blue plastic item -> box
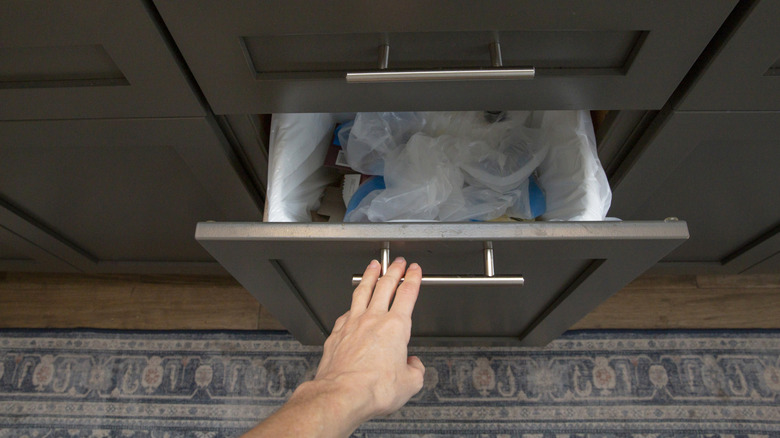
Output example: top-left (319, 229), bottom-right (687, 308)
top-left (344, 176), bottom-right (386, 218)
top-left (528, 175), bottom-right (546, 218)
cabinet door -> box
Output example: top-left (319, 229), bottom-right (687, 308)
top-left (677, 0), bottom-right (780, 110)
top-left (0, 0), bottom-right (203, 119)
top-left (196, 222), bottom-right (688, 345)
top-left (0, 225), bottom-right (74, 272)
top-left (743, 251), bottom-right (780, 275)
top-left (0, 118), bottom-right (262, 275)
top-left (154, 0), bottom-right (735, 113)
top-left (610, 111), bottom-right (780, 273)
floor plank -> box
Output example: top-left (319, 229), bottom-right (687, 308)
top-left (1, 272), bottom-right (779, 331)
top-left (572, 285), bottom-right (780, 329)
top-left (0, 273), bottom-right (260, 330)
top-left (696, 273), bottom-right (780, 289)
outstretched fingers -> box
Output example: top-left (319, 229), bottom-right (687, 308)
top-left (350, 260), bottom-right (381, 315)
top-left (391, 263), bottom-right (422, 319)
top-left (368, 257), bottom-right (407, 312)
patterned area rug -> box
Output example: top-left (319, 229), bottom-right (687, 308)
top-left (1, 330), bottom-right (779, 437)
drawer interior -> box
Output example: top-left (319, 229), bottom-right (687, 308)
top-left (260, 110), bottom-right (632, 224)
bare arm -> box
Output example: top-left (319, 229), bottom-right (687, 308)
top-left (242, 257), bottom-right (425, 438)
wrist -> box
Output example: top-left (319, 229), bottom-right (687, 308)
top-left (290, 378), bottom-right (374, 430)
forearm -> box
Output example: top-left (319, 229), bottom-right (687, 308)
top-left (241, 379), bottom-right (370, 438)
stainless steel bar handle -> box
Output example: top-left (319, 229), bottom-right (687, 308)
top-left (352, 275), bottom-right (525, 286)
top-left (352, 241), bottom-right (524, 286)
top-left (489, 42), bottom-right (503, 68)
top-left (347, 68), bottom-right (535, 83)
top-left (484, 242), bottom-right (495, 277)
top-left (380, 242), bottom-right (390, 276)
top-left (378, 44), bottom-right (390, 70)
top-left (347, 43), bottom-right (534, 83)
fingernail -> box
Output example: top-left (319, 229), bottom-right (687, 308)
top-left (369, 259), bottom-right (380, 268)
top-left (408, 263), bottom-right (420, 270)
top-left (394, 256), bottom-right (405, 263)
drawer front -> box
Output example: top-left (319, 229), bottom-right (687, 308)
top-left (196, 221), bottom-right (689, 345)
top-left (154, 0), bottom-right (735, 113)
top-left (0, 0), bottom-right (203, 119)
top-left (678, 0), bottom-right (780, 111)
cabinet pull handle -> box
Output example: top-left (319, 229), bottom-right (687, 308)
top-left (351, 241), bottom-right (525, 286)
top-left (346, 42), bottom-right (535, 83)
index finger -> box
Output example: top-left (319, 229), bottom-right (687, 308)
top-left (390, 263), bottom-right (422, 318)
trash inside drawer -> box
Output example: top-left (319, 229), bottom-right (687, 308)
top-left (265, 111), bottom-right (611, 224)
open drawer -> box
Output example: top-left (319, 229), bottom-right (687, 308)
top-left (196, 111), bottom-right (689, 346)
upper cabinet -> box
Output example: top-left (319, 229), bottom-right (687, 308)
top-left (677, 0), bottom-right (780, 111)
top-left (153, 0), bottom-right (736, 113)
top-left (0, 0), bottom-right (204, 119)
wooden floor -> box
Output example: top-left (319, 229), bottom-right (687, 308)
top-left (0, 272), bottom-right (778, 331)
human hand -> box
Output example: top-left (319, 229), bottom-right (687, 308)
top-left (313, 257), bottom-right (425, 421)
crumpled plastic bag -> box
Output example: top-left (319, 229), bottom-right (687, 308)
top-left (338, 112), bottom-right (425, 175)
top-left (343, 111), bottom-right (551, 222)
top-left (457, 126), bottom-right (545, 193)
top-left (345, 133), bottom-right (463, 222)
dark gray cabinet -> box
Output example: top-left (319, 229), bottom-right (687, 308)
top-left (0, 118), bottom-right (263, 275)
top-left (744, 251), bottom-right (780, 274)
top-left (0, 223), bottom-right (74, 272)
top-left (610, 112), bottom-right (780, 273)
top-left (0, 0), bottom-right (203, 119)
top-left (609, 0), bottom-right (780, 274)
top-left (153, 0), bottom-right (735, 113)
top-left (677, 0), bottom-right (780, 110)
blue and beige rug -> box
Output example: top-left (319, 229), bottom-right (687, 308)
top-left (1, 330), bottom-right (779, 437)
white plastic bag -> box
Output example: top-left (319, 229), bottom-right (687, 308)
top-left (438, 185), bottom-right (516, 222)
top-left (345, 133), bottom-right (464, 222)
top-left (458, 126), bottom-right (545, 193)
top-left (266, 113), bottom-right (343, 222)
top-left (536, 111), bottom-right (612, 221)
top-left (339, 112), bottom-right (425, 175)
top-left (343, 111), bottom-right (552, 223)
top-left (268, 110), bottom-right (610, 223)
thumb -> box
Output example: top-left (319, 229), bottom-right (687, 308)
top-left (406, 356), bottom-right (425, 391)
top-left (407, 355), bottom-right (425, 373)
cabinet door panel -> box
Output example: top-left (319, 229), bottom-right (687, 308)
top-left (0, 0), bottom-right (203, 119)
top-left (611, 111), bottom-right (780, 272)
top-left (743, 252), bottom-right (780, 274)
top-left (196, 222), bottom-right (688, 345)
top-left (0, 225), bottom-right (74, 272)
top-left (678, 0), bottom-right (780, 110)
top-left (154, 0), bottom-right (735, 113)
top-left (0, 118), bottom-right (262, 275)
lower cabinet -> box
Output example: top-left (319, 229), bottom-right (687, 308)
top-left (610, 111), bottom-right (780, 274)
top-left (0, 224), bottom-right (74, 272)
top-left (0, 117), bottom-right (263, 275)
